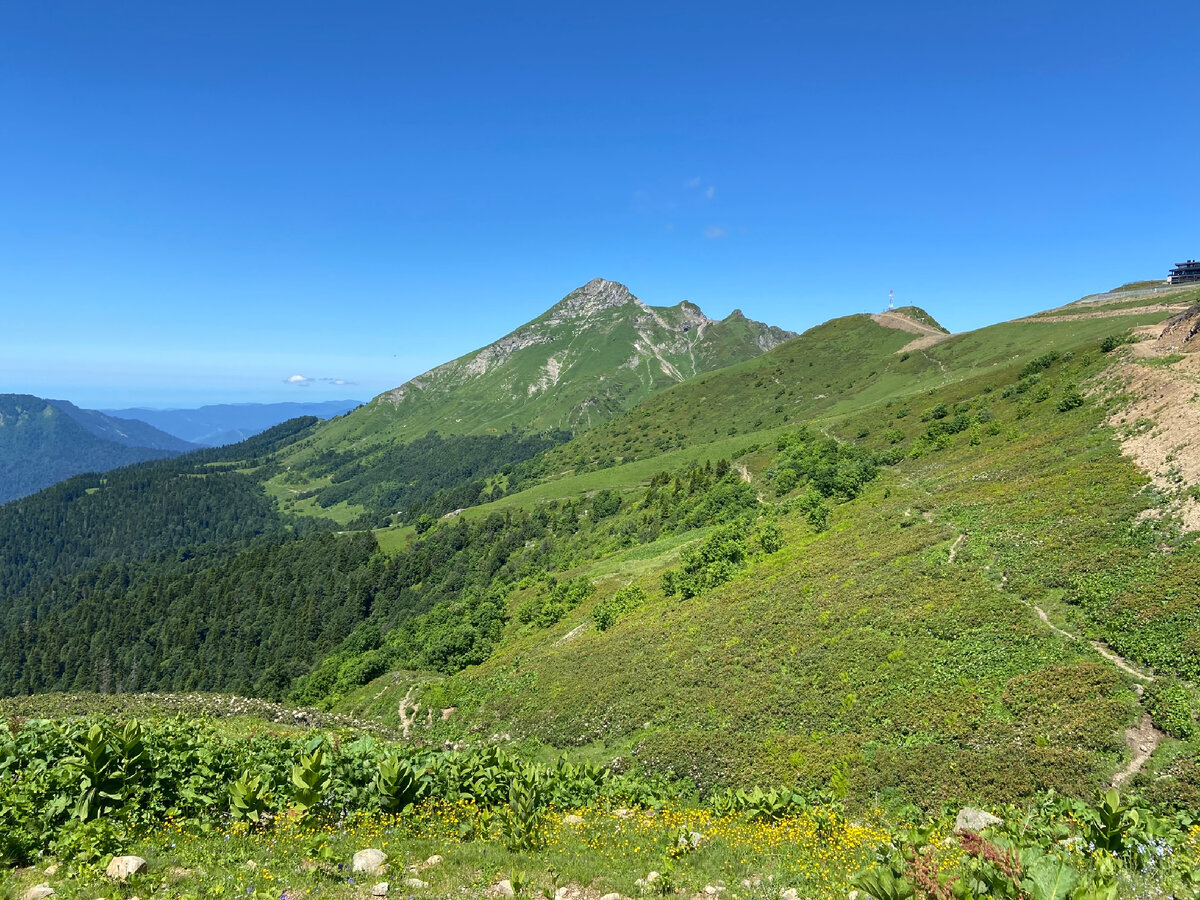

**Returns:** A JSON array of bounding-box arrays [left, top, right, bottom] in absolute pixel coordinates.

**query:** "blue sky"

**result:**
[[1, 1, 1197, 408]]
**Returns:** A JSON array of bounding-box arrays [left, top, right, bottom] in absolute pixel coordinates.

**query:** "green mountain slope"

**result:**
[[0, 394, 197, 504], [304, 278, 795, 447], [3, 283, 1199, 812]]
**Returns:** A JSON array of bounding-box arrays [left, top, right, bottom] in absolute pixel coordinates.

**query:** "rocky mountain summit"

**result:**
[[319, 279, 795, 444]]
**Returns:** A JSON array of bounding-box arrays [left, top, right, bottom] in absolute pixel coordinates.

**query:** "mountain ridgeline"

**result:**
[[0, 395, 198, 504], [304, 278, 794, 445], [2, 279, 1200, 811]]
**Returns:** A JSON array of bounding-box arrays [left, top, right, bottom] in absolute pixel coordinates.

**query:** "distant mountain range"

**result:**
[[0, 395, 196, 504], [102, 400, 364, 446]]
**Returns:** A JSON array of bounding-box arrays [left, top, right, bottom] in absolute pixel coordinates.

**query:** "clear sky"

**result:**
[[1, 0, 1197, 408]]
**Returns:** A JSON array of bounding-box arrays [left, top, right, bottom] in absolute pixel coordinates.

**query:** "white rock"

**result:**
[[555, 888, 570, 900], [564, 813, 586, 825], [614, 808, 633, 819], [780, 890, 800, 900], [741, 877, 762, 889], [704, 886, 720, 895], [106, 856, 147, 880], [954, 807, 1002, 834], [424, 855, 443, 867], [404, 879, 428, 890], [43, 865, 59, 876], [848, 892, 861, 900], [373, 883, 390, 896], [496, 879, 516, 897], [353, 849, 388, 875], [600, 894, 622, 900], [22, 886, 55, 900]]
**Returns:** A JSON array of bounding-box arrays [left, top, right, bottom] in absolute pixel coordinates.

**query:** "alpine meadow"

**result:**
[[4, 274, 1200, 900]]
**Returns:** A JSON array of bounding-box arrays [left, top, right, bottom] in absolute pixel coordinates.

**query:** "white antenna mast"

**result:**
[[888, 289, 895, 311]]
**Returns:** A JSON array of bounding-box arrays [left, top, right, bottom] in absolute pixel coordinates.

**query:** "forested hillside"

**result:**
[[0, 394, 196, 503]]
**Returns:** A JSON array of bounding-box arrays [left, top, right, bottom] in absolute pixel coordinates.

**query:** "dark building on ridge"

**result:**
[[1168, 259, 1200, 284]]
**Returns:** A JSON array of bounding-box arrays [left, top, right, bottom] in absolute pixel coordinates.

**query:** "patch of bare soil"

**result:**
[[1111, 714, 1165, 788], [870, 312, 953, 354], [1102, 321, 1200, 533]]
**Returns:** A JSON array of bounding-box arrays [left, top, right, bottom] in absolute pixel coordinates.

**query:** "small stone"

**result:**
[[497, 879, 516, 897], [564, 813, 586, 825], [704, 886, 720, 895], [555, 888, 570, 900], [600, 894, 622, 900], [780, 890, 799, 900], [848, 892, 861, 900], [373, 883, 391, 896], [353, 849, 388, 875], [741, 877, 762, 890], [43, 864, 59, 876], [404, 879, 428, 890], [424, 855, 443, 868], [106, 856, 147, 880], [954, 807, 1002, 834], [22, 886, 55, 900]]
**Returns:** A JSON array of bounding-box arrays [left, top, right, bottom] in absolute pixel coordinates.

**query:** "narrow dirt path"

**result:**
[[1112, 715, 1166, 788], [1011, 303, 1192, 324], [947, 533, 965, 564], [1089, 640, 1156, 682]]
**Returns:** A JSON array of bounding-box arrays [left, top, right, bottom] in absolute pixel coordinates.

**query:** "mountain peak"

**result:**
[[548, 278, 640, 320]]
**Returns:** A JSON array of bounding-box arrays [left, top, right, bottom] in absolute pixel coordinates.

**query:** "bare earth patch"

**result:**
[[1102, 322, 1200, 533], [1111, 714, 1165, 788], [870, 311, 953, 353]]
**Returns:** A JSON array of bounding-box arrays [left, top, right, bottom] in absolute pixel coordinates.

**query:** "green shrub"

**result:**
[[594, 584, 649, 631], [1143, 679, 1197, 738]]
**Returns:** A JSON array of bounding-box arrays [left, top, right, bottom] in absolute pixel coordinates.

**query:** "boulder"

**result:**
[[780, 890, 800, 900], [373, 884, 390, 897], [600, 894, 622, 900], [21, 886, 55, 900], [424, 855, 443, 868], [353, 849, 388, 875], [954, 807, 1002, 834], [106, 856, 147, 880], [496, 880, 516, 897]]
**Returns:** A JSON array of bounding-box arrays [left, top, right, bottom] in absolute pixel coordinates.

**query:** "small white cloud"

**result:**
[[685, 176, 702, 188], [703, 226, 728, 239], [285, 374, 311, 385], [704, 186, 715, 200]]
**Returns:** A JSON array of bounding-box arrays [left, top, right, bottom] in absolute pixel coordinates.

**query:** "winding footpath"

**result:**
[[938, 522, 1165, 787]]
